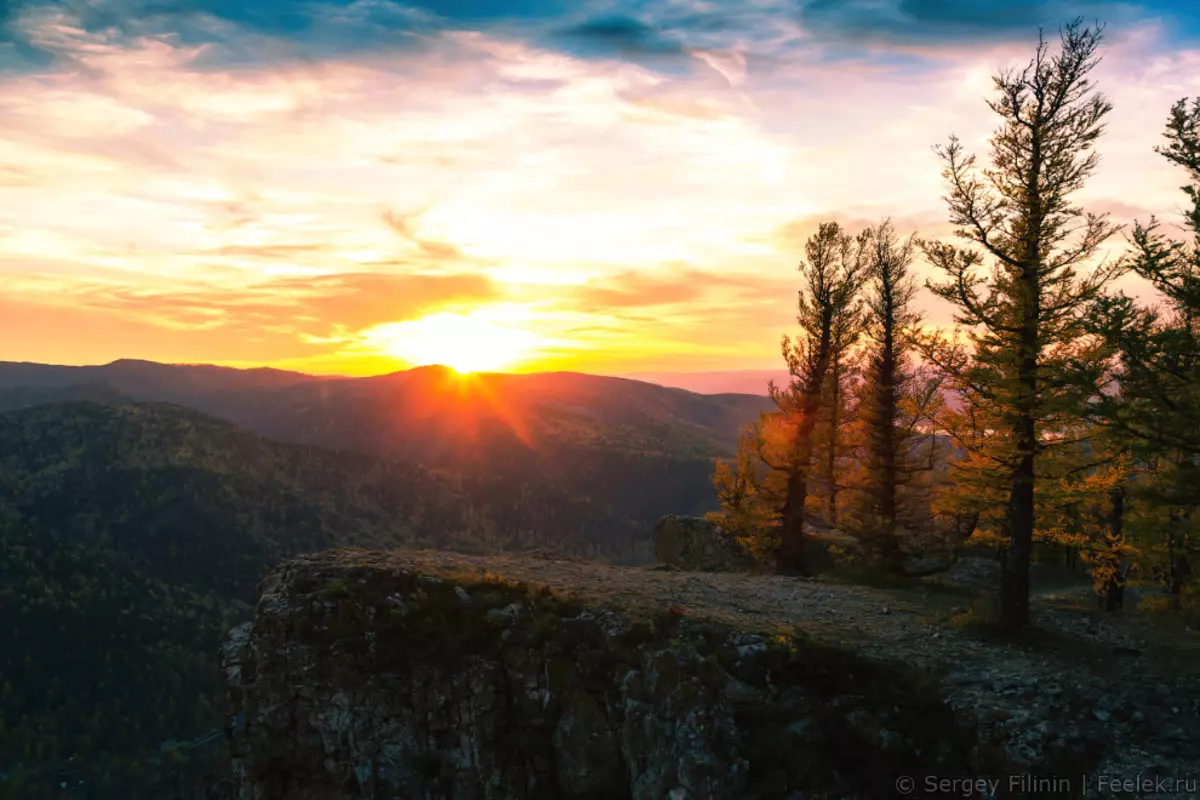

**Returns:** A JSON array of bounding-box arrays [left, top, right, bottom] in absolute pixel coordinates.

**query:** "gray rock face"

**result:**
[[653, 515, 754, 572], [222, 550, 974, 799]]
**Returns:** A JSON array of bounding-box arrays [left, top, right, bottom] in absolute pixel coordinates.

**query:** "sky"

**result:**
[[1, 0, 1199, 377]]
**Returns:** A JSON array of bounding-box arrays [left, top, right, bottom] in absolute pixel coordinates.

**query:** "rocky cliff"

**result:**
[[222, 550, 1200, 799]]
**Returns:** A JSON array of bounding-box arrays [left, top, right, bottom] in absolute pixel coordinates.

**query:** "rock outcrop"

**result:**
[[222, 550, 973, 799], [653, 515, 755, 572], [223, 549, 1200, 799]]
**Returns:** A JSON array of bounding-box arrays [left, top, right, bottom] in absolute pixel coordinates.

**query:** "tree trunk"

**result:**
[[1001, 135, 1044, 629], [826, 357, 841, 528], [878, 339, 898, 538], [1003, 410, 1041, 628], [1167, 513, 1182, 612], [777, 378, 827, 576], [1110, 485, 1124, 539], [1001, 350, 1038, 628], [777, 470, 808, 575]]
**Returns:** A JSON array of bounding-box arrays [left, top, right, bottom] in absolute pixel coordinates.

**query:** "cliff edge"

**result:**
[[222, 549, 1200, 799]]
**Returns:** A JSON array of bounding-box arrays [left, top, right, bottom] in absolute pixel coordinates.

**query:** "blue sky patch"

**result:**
[[1, 0, 1196, 73]]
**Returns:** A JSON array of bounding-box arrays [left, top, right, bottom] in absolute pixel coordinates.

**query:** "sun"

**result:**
[[365, 312, 537, 374]]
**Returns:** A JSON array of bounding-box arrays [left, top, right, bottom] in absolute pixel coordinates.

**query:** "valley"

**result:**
[[0, 362, 773, 797]]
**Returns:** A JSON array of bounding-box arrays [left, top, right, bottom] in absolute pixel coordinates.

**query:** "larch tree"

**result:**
[[711, 222, 866, 574], [923, 355, 1011, 549], [919, 20, 1123, 628], [1088, 97, 1200, 462], [771, 223, 867, 573], [708, 420, 787, 563], [814, 301, 863, 530], [1032, 420, 1136, 607], [1086, 97, 1200, 610], [848, 220, 922, 568], [897, 366, 949, 518]]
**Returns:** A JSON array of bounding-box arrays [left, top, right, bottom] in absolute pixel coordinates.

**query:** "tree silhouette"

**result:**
[[919, 20, 1123, 627]]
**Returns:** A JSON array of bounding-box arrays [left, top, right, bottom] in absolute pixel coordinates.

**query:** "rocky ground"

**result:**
[[427, 550, 1200, 794], [227, 548, 1200, 799]]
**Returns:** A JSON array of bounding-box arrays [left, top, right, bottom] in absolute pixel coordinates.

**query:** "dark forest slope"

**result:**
[[0, 360, 774, 524], [0, 400, 649, 798], [0, 402, 648, 598]]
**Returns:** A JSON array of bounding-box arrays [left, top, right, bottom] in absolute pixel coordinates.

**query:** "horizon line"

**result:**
[[0, 357, 785, 395]]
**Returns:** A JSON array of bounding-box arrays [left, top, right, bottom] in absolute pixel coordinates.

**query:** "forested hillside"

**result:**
[[0, 384, 133, 413], [0, 518, 240, 798], [0, 362, 774, 525], [0, 400, 650, 797]]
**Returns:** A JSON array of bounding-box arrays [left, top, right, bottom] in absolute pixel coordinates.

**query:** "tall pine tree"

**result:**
[[850, 220, 921, 569], [1089, 97, 1200, 461], [815, 312, 863, 529], [1086, 97, 1200, 610], [772, 222, 866, 573], [711, 222, 866, 574], [920, 20, 1123, 627]]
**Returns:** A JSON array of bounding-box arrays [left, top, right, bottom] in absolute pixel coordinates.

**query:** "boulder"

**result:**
[[942, 556, 1002, 590], [653, 515, 754, 572]]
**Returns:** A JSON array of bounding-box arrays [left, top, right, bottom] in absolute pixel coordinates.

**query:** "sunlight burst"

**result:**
[[364, 312, 537, 373]]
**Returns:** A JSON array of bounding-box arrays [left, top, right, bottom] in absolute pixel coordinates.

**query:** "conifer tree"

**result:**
[[711, 222, 866, 573], [814, 318, 862, 529], [1088, 98, 1200, 460], [709, 419, 786, 562], [1032, 421, 1136, 607], [771, 223, 866, 573], [849, 220, 921, 568], [1086, 97, 1200, 610], [919, 20, 1123, 627]]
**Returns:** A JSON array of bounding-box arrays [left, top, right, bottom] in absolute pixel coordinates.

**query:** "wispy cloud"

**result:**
[[0, 0, 1197, 373]]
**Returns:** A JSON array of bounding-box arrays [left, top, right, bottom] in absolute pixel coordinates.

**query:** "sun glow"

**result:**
[[364, 312, 538, 373]]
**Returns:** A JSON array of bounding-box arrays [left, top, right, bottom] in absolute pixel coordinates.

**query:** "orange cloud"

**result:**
[[568, 267, 782, 312], [68, 272, 500, 336], [0, 295, 340, 365], [0, 7, 1197, 375]]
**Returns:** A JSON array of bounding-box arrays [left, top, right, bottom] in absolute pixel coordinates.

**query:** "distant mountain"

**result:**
[[0, 400, 651, 798], [625, 369, 788, 396], [0, 358, 324, 396], [0, 381, 134, 412], [0, 360, 776, 525], [0, 362, 779, 796], [0, 402, 648, 597]]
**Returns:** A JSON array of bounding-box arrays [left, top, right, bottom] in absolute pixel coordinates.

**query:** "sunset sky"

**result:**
[[2, 0, 1199, 377]]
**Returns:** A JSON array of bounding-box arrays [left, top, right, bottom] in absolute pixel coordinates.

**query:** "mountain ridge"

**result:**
[[0, 360, 776, 528], [0, 359, 773, 397]]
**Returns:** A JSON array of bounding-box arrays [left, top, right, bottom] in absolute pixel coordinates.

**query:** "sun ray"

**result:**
[[462, 373, 536, 451]]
